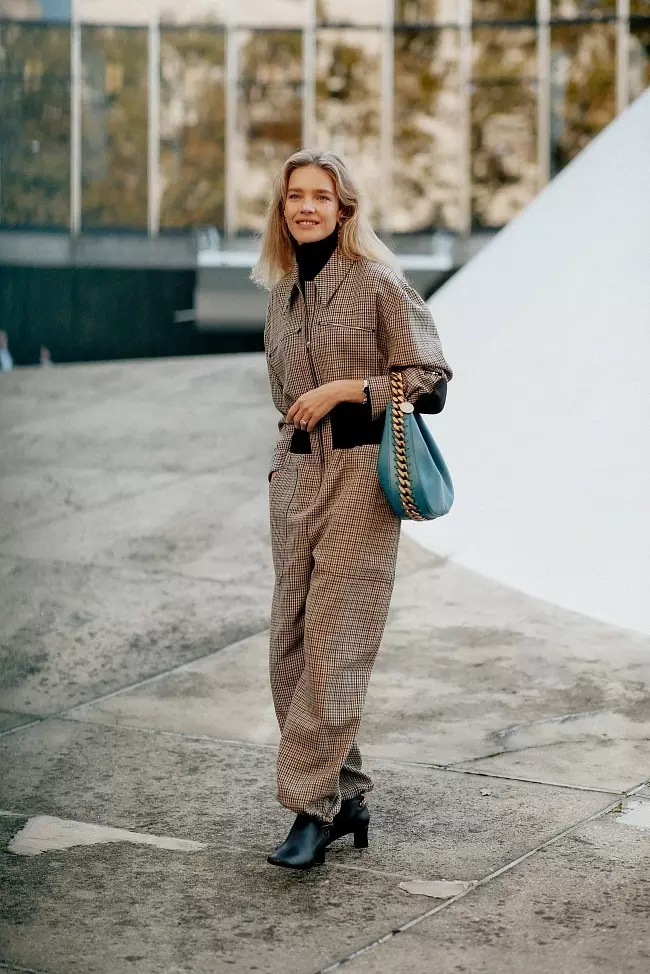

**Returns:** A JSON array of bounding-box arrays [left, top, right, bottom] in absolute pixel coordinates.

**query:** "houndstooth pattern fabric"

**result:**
[[265, 250, 451, 824], [264, 251, 452, 472]]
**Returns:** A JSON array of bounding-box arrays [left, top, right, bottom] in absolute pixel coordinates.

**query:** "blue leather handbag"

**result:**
[[377, 371, 454, 521]]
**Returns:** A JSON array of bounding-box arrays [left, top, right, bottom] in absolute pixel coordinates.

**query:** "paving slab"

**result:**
[[0, 719, 610, 879], [0, 467, 184, 542], [0, 463, 275, 582], [0, 841, 421, 974], [340, 807, 650, 974], [70, 630, 279, 745], [0, 555, 270, 715], [0, 355, 274, 477], [70, 560, 650, 793], [359, 563, 650, 789]]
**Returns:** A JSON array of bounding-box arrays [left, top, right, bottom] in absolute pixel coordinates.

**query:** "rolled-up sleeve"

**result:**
[[366, 274, 452, 422]]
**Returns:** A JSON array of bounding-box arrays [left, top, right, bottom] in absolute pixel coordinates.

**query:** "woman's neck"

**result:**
[[294, 226, 339, 288]]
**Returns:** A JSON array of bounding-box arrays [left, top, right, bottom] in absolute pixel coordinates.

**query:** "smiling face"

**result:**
[[284, 165, 341, 245]]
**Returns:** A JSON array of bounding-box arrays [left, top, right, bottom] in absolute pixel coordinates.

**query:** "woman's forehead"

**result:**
[[287, 166, 336, 194]]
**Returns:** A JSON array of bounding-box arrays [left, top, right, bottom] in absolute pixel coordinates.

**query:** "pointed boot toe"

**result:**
[[267, 814, 332, 870]]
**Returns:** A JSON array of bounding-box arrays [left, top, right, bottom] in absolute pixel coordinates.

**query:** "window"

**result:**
[[236, 30, 303, 231], [550, 23, 616, 177], [315, 28, 382, 225], [81, 26, 148, 228], [393, 27, 462, 231], [0, 24, 70, 228], [471, 26, 537, 227], [159, 29, 226, 229]]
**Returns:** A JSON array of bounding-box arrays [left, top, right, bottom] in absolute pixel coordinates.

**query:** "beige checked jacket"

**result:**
[[264, 250, 453, 473]]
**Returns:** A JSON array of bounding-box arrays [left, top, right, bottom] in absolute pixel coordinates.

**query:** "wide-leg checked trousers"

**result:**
[[269, 419, 401, 824]]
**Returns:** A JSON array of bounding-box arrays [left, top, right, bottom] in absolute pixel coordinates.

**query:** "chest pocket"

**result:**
[[313, 310, 379, 375]]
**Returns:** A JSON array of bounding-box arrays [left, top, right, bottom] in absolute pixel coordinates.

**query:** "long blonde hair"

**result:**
[[251, 149, 403, 290]]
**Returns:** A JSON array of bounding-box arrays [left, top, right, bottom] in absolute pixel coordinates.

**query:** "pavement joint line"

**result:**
[[429, 763, 624, 796], [0, 963, 55, 974], [0, 628, 270, 741], [60, 714, 279, 751], [0, 720, 43, 741], [316, 782, 649, 974], [32, 714, 635, 798]]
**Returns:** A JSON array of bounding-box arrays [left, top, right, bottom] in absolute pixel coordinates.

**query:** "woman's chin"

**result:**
[[293, 225, 327, 244]]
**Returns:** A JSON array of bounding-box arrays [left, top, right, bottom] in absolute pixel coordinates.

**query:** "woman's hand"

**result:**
[[286, 379, 365, 431]]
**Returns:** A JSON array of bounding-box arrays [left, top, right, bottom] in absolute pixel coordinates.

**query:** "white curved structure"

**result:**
[[409, 91, 650, 635]]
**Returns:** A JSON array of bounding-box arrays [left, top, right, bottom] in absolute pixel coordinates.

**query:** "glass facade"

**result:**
[[0, 1, 648, 233]]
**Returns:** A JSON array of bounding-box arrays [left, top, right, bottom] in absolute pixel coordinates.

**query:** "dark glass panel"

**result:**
[[0, 23, 70, 228], [159, 29, 226, 229], [81, 26, 148, 229]]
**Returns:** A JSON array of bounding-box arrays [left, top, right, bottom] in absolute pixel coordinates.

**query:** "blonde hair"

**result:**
[[251, 149, 403, 290]]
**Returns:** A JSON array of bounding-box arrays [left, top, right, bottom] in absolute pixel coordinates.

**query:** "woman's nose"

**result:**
[[300, 200, 316, 212]]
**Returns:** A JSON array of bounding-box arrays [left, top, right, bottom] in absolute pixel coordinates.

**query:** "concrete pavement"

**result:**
[[1, 355, 649, 974]]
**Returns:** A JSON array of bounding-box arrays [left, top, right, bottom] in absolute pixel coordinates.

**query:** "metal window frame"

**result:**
[[617, 0, 630, 113], [380, 0, 394, 235], [303, 0, 316, 148], [148, 0, 160, 236], [70, 0, 81, 233], [537, 0, 551, 189], [459, 0, 472, 235]]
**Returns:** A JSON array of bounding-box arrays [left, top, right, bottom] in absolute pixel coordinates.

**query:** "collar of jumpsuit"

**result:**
[[285, 227, 356, 314]]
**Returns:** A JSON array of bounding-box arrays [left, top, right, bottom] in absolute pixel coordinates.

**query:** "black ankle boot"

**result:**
[[329, 795, 370, 848], [267, 814, 332, 870]]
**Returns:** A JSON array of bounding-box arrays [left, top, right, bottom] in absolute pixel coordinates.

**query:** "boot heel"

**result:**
[[354, 825, 369, 849]]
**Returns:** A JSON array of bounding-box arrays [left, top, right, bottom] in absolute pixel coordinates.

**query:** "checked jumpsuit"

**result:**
[[265, 249, 452, 824]]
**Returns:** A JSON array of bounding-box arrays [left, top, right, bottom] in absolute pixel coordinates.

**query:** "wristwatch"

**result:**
[[362, 379, 369, 405]]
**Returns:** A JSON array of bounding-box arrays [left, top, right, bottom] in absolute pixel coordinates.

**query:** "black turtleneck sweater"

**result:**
[[294, 226, 339, 296]]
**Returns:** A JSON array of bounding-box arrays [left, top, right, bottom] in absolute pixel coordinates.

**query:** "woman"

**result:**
[[253, 149, 452, 870]]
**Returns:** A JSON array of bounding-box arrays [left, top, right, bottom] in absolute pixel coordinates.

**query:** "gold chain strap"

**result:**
[[389, 371, 426, 521]]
